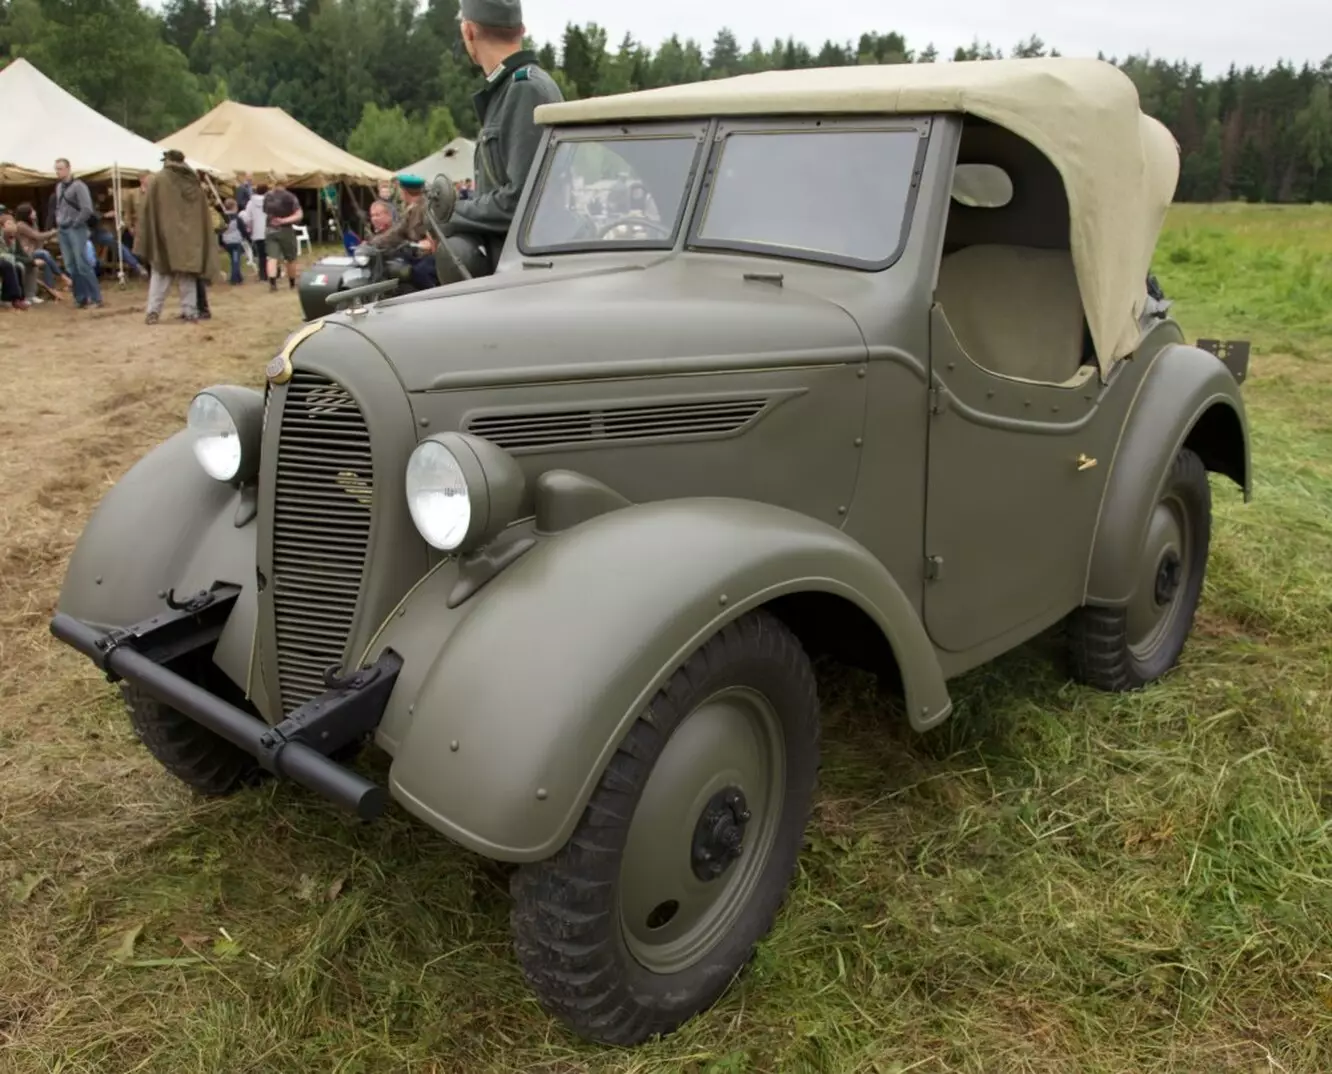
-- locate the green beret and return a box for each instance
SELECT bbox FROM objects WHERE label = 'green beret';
[460,0,522,28]
[397,174,425,190]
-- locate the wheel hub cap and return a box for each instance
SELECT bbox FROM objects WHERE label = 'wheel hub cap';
[691,788,751,881]
[1154,551,1183,607]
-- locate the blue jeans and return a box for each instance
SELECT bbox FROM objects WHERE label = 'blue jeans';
[94,227,143,275]
[58,224,102,305]
[225,243,243,283]
[31,249,67,289]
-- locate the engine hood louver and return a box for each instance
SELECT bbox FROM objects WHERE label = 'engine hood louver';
[463,396,775,452]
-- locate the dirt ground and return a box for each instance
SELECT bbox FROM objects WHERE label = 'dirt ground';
[0,272,299,735]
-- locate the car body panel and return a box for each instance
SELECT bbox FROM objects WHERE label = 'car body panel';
[382,497,952,862]
[53,431,269,715]
[1084,336,1250,605]
[334,254,871,393]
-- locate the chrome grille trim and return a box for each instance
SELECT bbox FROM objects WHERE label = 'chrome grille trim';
[272,372,373,710]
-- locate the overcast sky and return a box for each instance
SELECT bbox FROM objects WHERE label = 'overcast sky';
[521,0,1331,77]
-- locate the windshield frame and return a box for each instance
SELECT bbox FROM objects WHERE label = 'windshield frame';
[685,115,933,272]
[516,119,712,257]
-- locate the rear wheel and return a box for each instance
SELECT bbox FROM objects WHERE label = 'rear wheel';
[1068,447,1212,690]
[122,653,263,797]
[510,609,820,1045]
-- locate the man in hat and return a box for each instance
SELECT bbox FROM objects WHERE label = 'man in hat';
[443,0,562,276]
[367,173,442,290]
[133,149,219,324]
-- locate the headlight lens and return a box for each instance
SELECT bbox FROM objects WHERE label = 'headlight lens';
[186,385,265,484]
[188,392,243,481]
[405,440,472,550]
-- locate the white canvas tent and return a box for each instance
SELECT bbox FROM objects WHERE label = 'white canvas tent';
[403,137,475,186]
[0,57,210,183]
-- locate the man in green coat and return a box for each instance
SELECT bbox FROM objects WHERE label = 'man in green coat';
[134,149,219,324]
[443,0,563,277]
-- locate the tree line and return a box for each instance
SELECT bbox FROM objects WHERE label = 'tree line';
[2,0,1330,202]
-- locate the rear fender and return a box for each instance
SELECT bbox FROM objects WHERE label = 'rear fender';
[55,430,265,715]
[380,497,952,862]
[1085,342,1250,605]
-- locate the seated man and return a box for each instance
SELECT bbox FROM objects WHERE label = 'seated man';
[367,175,439,290]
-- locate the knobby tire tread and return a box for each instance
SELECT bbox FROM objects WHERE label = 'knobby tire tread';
[1068,448,1212,691]
[510,610,819,1046]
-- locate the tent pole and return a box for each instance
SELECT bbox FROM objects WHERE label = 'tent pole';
[113,162,125,288]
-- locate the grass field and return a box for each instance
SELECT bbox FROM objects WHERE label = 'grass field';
[2,204,1330,1074]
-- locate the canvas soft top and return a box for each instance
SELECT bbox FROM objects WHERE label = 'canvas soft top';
[535,58,1181,378]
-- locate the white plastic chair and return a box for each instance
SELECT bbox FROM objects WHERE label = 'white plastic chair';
[294,225,311,258]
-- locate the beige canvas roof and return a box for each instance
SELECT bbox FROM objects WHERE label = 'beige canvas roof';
[0,58,212,183]
[158,100,392,188]
[536,58,1180,377]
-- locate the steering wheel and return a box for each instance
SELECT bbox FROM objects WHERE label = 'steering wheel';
[595,215,672,240]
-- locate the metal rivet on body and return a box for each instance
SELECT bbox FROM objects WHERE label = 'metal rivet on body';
[536,788,548,801]
[837,506,847,515]
[854,437,863,447]
[418,417,429,427]
[95,577,103,585]
[450,740,459,752]
[719,594,729,607]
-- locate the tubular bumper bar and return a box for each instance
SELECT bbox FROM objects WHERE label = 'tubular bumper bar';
[50,585,399,822]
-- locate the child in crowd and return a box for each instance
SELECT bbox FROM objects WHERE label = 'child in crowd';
[220,197,245,285]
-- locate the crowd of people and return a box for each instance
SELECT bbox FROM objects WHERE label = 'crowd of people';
[2,0,561,315]
[1,153,313,320]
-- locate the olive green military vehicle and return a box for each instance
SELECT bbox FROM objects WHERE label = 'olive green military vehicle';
[52,58,1251,1046]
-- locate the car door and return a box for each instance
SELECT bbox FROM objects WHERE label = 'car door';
[921,304,1121,657]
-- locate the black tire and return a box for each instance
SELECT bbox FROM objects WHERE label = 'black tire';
[1068,447,1212,690]
[510,609,820,1046]
[122,656,263,797]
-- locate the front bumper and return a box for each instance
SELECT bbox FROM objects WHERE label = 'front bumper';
[50,583,399,821]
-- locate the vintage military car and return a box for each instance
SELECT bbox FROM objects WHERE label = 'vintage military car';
[51,58,1250,1046]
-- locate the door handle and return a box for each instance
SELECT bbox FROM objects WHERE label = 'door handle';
[1076,454,1098,472]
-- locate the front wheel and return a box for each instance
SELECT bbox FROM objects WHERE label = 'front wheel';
[1067,447,1212,690]
[510,609,820,1045]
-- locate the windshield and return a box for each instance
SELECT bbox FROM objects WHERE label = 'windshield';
[695,128,923,267]
[523,135,700,252]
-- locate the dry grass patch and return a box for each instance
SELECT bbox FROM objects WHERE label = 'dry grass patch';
[1,219,1330,1073]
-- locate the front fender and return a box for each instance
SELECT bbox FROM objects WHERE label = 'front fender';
[56,430,264,714]
[1085,342,1251,605]
[383,497,951,862]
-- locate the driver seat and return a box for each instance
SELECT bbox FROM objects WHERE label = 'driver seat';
[936,243,1088,385]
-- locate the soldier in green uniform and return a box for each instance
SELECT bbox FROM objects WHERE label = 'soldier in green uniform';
[443,0,563,277]
[367,174,441,291]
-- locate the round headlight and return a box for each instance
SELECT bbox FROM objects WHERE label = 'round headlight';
[405,440,472,550]
[405,433,528,554]
[187,386,264,484]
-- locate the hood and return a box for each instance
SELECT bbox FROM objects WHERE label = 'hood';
[330,256,869,392]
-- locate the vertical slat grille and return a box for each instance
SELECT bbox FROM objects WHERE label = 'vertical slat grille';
[272,373,373,709]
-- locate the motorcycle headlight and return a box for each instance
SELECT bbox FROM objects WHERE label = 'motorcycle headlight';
[405,433,527,553]
[187,386,264,483]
